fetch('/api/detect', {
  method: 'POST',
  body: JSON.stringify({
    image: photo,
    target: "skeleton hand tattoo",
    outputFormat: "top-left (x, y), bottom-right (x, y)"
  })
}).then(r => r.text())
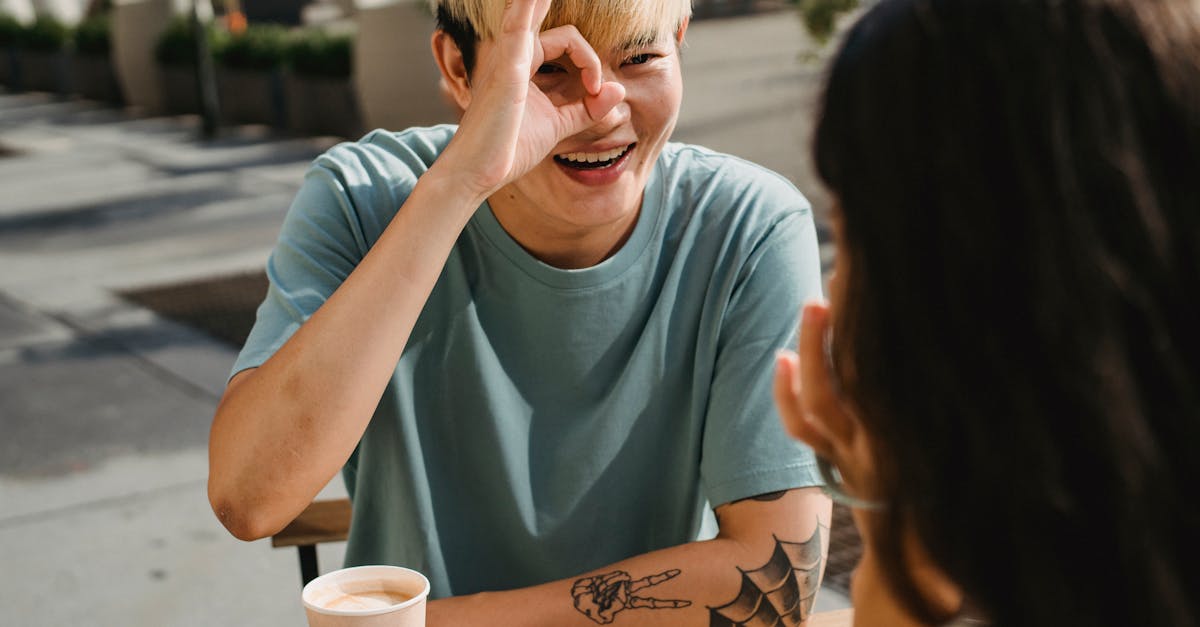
top-left (571, 568), bottom-right (692, 624)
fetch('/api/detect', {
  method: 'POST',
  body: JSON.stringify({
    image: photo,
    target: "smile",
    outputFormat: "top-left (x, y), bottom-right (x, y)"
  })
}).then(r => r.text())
top-left (554, 144), bottom-right (636, 170)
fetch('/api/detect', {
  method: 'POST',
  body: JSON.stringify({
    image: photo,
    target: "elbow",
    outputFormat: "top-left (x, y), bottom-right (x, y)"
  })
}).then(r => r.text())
top-left (208, 483), bottom-right (282, 542)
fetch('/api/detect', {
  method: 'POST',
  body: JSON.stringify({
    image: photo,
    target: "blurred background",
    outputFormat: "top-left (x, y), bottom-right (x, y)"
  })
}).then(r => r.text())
top-left (0, 0), bottom-right (859, 624)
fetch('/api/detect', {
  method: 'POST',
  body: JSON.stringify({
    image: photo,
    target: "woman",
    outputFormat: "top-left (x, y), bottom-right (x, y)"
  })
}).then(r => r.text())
top-left (775, 0), bottom-right (1200, 625)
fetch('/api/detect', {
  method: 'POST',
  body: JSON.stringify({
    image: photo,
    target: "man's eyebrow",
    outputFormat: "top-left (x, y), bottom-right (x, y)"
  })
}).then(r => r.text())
top-left (616, 31), bottom-right (663, 51)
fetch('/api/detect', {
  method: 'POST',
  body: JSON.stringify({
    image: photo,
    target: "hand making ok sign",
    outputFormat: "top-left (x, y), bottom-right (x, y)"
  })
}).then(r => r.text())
top-left (434, 0), bottom-right (627, 201)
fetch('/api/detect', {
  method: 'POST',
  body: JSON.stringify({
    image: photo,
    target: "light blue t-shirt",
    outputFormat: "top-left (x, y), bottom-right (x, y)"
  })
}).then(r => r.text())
top-left (233, 125), bottom-right (823, 598)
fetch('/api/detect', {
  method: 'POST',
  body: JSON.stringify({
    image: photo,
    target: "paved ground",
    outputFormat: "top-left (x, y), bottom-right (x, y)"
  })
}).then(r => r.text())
top-left (0, 11), bottom-right (846, 625)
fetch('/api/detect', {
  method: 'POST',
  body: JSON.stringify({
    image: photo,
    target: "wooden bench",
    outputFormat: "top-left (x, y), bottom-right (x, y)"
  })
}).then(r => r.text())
top-left (271, 498), bottom-right (352, 586)
top-left (271, 499), bottom-right (855, 626)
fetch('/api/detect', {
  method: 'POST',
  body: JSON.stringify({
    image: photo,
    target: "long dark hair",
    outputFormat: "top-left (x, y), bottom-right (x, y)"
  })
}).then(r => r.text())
top-left (813, 0), bottom-right (1200, 625)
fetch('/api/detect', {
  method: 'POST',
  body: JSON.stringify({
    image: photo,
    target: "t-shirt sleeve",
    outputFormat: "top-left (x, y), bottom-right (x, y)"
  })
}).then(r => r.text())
top-left (230, 163), bottom-right (369, 379)
top-left (700, 209), bottom-right (825, 507)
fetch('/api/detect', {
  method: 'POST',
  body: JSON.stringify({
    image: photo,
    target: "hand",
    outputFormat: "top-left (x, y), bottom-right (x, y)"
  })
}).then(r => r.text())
top-left (435, 0), bottom-right (626, 200)
top-left (774, 302), bottom-right (875, 501)
top-left (571, 569), bottom-right (691, 624)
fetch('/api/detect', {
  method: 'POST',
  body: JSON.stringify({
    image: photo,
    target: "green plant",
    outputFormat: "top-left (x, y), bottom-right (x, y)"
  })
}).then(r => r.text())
top-left (22, 14), bottom-right (71, 52)
top-left (284, 29), bottom-right (352, 79)
top-left (74, 14), bottom-right (111, 57)
top-left (155, 15), bottom-right (227, 67)
top-left (797, 0), bottom-right (861, 43)
top-left (0, 13), bottom-right (23, 47)
top-left (216, 23), bottom-right (288, 72)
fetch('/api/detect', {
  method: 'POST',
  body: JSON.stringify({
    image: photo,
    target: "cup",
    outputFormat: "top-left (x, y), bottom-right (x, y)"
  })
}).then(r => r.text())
top-left (302, 565), bottom-right (431, 627)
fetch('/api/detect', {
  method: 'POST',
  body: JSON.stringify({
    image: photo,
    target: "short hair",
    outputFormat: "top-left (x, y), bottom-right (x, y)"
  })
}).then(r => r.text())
top-left (814, 0), bottom-right (1200, 626)
top-left (432, 0), bottom-right (692, 75)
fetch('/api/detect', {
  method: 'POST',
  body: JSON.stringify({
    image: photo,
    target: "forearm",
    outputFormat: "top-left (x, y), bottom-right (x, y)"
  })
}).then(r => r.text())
top-left (208, 168), bottom-right (483, 539)
top-left (429, 490), bottom-right (832, 627)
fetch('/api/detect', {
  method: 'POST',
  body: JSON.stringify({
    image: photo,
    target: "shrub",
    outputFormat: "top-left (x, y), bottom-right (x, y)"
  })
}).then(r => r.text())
top-left (216, 23), bottom-right (287, 72)
top-left (155, 15), bottom-right (226, 67)
top-left (74, 15), bottom-right (111, 57)
top-left (796, 0), bottom-right (860, 43)
top-left (22, 14), bottom-right (71, 52)
top-left (284, 29), bottom-right (352, 79)
top-left (0, 13), bottom-right (23, 47)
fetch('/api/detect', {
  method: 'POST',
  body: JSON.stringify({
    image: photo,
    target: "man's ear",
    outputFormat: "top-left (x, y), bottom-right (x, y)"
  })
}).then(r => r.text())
top-left (676, 17), bottom-right (690, 46)
top-left (431, 30), bottom-right (472, 113)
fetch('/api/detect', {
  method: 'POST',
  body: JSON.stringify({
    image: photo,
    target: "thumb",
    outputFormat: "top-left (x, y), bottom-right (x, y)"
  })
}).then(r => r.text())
top-left (557, 82), bottom-right (625, 135)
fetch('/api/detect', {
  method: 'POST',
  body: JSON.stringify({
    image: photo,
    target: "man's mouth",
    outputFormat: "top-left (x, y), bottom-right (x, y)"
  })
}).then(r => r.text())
top-left (553, 144), bottom-right (636, 170)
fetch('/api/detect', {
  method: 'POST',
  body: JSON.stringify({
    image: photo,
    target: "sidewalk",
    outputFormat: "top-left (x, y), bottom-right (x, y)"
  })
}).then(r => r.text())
top-left (0, 11), bottom-right (844, 626)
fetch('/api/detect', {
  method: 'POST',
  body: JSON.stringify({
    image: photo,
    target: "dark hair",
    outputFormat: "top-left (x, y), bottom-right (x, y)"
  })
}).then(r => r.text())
top-left (813, 0), bottom-right (1200, 625)
top-left (436, 5), bottom-right (479, 77)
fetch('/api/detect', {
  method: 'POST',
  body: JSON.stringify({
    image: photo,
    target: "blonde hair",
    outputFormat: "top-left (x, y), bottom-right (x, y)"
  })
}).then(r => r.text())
top-left (431, 0), bottom-right (692, 53)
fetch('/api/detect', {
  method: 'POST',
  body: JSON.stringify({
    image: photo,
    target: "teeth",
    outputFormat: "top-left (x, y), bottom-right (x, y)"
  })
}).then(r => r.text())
top-left (558, 145), bottom-right (630, 163)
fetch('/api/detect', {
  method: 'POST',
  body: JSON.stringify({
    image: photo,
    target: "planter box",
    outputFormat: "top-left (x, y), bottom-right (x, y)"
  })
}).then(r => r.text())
top-left (353, 0), bottom-right (452, 132)
top-left (284, 73), bottom-right (362, 139)
top-left (21, 50), bottom-right (71, 95)
top-left (159, 64), bottom-right (199, 114)
top-left (0, 46), bottom-right (21, 89)
top-left (72, 54), bottom-right (124, 104)
top-left (112, 0), bottom-right (174, 112)
top-left (216, 67), bottom-right (284, 127)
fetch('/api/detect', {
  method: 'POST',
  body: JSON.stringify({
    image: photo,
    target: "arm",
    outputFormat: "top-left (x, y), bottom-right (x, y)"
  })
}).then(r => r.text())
top-left (208, 171), bottom-right (481, 540)
top-left (428, 487), bottom-right (832, 626)
top-left (208, 0), bottom-right (625, 540)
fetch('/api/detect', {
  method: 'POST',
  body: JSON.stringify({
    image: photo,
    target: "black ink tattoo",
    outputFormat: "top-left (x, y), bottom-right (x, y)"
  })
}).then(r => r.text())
top-left (571, 569), bottom-right (692, 624)
top-left (709, 522), bottom-right (827, 627)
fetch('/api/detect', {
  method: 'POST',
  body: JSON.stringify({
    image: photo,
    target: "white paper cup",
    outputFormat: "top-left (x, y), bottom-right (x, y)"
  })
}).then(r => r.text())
top-left (302, 565), bottom-right (430, 627)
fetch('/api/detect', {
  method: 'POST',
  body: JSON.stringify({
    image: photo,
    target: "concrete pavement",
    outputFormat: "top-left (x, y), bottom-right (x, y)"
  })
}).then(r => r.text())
top-left (0, 11), bottom-right (844, 625)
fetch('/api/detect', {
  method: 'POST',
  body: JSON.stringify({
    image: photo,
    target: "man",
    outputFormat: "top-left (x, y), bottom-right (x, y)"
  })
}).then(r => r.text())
top-left (208, 0), bottom-right (832, 623)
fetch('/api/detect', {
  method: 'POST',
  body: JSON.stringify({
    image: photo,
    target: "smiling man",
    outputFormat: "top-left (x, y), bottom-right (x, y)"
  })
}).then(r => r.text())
top-left (208, 0), bottom-right (831, 624)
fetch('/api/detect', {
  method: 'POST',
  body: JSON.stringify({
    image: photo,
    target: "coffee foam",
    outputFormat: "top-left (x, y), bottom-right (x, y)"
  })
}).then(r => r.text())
top-left (303, 565), bottom-right (430, 619)
top-left (322, 589), bottom-right (413, 611)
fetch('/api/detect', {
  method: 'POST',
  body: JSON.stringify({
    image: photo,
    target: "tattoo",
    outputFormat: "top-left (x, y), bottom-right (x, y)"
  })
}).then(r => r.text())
top-left (571, 569), bottom-right (692, 624)
top-left (709, 522), bottom-right (827, 627)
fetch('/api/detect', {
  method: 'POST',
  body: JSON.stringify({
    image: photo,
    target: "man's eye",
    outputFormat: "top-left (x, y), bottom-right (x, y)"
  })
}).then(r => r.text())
top-left (536, 63), bottom-right (566, 75)
top-left (624, 53), bottom-right (656, 66)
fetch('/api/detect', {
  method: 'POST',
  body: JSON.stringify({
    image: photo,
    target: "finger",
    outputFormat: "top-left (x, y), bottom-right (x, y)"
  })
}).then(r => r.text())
top-left (774, 350), bottom-right (835, 459)
top-left (799, 302), bottom-right (858, 445)
top-left (552, 82), bottom-right (625, 137)
top-left (538, 25), bottom-right (603, 94)
top-left (531, 0), bottom-right (552, 31)
top-left (628, 597), bottom-right (693, 609)
top-left (499, 0), bottom-right (541, 36)
top-left (798, 302), bottom-right (837, 414)
top-left (584, 82), bottom-right (625, 120)
top-left (628, 569), bottom-right (681, 592)
top-left (600, 571), bottom-right (630, 588)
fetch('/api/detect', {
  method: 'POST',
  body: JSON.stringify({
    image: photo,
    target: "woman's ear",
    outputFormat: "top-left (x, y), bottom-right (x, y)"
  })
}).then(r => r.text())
top-left (431, 30), bottom-right (473, 113)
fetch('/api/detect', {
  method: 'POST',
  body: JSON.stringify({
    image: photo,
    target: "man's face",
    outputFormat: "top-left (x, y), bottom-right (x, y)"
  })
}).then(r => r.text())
top-left (476, 25), bottom-right (685, 238)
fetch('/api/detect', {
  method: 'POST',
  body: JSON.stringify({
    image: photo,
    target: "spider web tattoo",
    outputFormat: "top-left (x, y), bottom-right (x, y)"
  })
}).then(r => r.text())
top-left (709, 522), bottom-right (827, 627)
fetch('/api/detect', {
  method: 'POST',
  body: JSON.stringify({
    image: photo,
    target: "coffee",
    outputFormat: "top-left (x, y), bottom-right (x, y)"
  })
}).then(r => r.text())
top-left (303, 565), bottom-right (430, 626)
top-left (323, 589), bottom-right (414, 611)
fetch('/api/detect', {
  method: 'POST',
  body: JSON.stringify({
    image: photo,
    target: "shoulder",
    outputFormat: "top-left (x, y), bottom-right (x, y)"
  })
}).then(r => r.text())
top-left (293, 125), bottom-right (458, 242)
top-left (656, 142), bottom-right (814, 246)
top-left (311, 124), bottom-right (457, 183)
